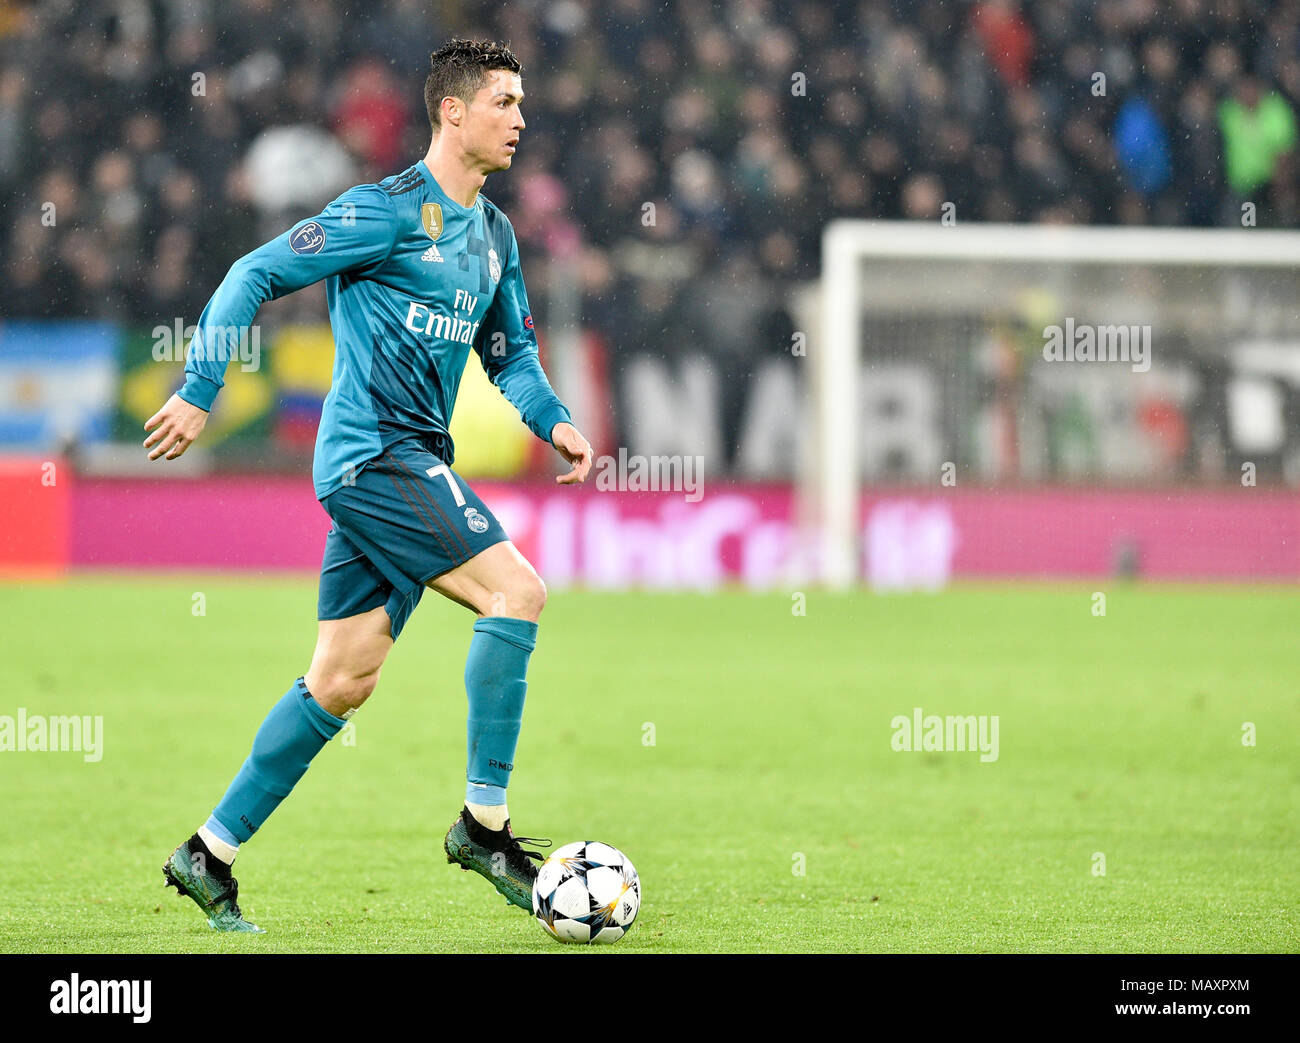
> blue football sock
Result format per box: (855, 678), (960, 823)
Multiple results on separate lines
(464, 617), (537, 807)
(210, 677), (346, 843)
(202, 815), (241, 849)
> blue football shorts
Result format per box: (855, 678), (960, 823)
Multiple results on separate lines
(316, 439), (510, 640)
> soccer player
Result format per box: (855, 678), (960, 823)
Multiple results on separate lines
(147, 39), (592, 932)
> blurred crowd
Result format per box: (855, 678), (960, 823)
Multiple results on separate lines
(1, 0), (1297, 357)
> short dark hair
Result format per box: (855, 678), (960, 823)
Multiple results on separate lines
(424, 39), (522, 131)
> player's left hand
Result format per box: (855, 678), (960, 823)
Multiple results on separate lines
(551, 422), (593, 485)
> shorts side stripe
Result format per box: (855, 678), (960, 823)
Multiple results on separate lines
(384, 465), (459, 567)
(388, 453), (472, 560)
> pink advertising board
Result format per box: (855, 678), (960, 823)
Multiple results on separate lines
(65, 478), (1298, 585)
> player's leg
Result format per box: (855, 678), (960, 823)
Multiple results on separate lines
(429, 539), (545, 826)
(163, 522), (402, 932)
(430, 541), (554, 910)
(303, 604), (394, 716)
(202, 604), (393, 853)
(163, 606), (393, 932)
(426, 538), (547, 621)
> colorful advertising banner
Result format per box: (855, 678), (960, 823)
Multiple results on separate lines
(60, 478), (1299, 585)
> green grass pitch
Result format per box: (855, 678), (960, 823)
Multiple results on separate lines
(0, 577), (1296, 953)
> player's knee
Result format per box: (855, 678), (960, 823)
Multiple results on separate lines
(309, 666), (381, 715)
(492, 570), (545, 621)
(350, 667), (381, 704)
(517, 572), (547, 621)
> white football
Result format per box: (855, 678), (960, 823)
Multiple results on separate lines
(531, 840), (640, 944)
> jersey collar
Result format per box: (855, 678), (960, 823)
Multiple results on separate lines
(417, 160), (479, 216)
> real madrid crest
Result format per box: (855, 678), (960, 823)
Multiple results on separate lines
(421, 202), (443, 241)
(488, 248), (501, 282)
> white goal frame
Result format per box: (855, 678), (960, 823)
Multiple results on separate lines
(812, 220), (1300, 589)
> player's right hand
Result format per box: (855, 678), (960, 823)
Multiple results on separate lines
(551, 422), (593, 485)
(144, 394), (209, 461)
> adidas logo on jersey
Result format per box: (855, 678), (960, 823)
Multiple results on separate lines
(422, 244), (444, 263)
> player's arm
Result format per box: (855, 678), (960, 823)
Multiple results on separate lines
(473, 234), (592, 485)
(144, 185), (399, 461)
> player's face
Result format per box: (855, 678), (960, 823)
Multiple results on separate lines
(464, 69), (525, 173)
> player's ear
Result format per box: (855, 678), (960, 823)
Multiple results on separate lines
(441, 95), (462, 128)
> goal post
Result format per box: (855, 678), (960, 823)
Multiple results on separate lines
(808, 220), (1300, 588)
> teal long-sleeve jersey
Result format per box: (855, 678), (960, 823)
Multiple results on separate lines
(177, 160), (572, 500)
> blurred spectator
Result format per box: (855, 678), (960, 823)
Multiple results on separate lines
(333, 58), (410, 175)
(243, 124), (357, 235)
(970, 0), (1036, 88)
(1113, 96), (1173, 196)
(1217, 74), (1297, 197)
